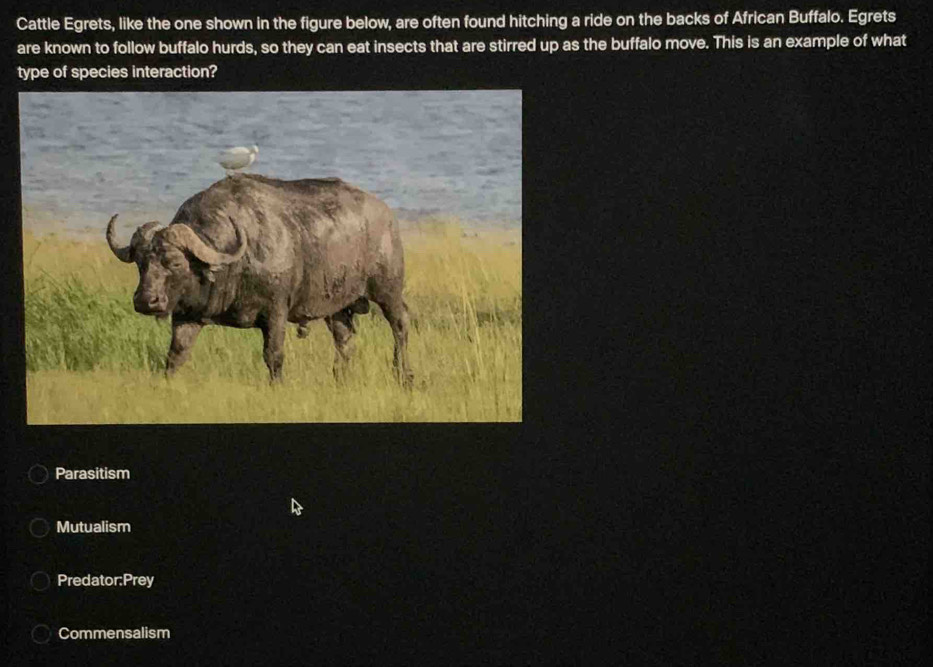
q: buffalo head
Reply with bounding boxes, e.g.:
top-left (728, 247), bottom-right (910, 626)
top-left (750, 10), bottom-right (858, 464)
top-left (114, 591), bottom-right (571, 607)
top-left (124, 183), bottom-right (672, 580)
top-left (106, 214), bottom-right (246, 316)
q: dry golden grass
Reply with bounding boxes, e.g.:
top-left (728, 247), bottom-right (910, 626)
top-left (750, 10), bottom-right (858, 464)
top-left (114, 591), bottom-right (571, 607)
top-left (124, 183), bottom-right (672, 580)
top-left (23, 218), bottom-right (521, 424)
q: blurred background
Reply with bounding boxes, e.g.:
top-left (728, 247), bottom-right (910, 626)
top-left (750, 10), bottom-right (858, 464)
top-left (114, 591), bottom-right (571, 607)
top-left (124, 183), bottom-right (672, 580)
top-left (19, 90), bottom-right (522, 236)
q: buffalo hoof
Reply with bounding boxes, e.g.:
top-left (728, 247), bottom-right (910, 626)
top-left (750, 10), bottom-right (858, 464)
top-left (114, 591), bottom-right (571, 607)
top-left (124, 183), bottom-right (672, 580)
top-left (296, 322), bottom-right (311, 338)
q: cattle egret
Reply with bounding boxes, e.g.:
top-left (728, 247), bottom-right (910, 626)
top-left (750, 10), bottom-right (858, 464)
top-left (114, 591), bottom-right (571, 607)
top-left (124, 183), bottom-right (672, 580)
top-left (218, 144), bottom-right (259, 175)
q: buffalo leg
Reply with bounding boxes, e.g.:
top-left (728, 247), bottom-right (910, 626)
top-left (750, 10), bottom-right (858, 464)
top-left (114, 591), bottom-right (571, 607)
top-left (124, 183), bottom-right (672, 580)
top-left (166, 320), bottom-right (202, 376)
top-left (324, 309), bottom-right (356, 382)
top-left (260, 308), bottom-right (287, 382)
top-left (376, 298), bottom-right (413, 387)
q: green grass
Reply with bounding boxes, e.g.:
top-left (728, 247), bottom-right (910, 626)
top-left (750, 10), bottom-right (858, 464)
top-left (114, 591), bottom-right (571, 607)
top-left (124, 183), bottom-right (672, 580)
top-left (23, 219), bottom-right (521, 423)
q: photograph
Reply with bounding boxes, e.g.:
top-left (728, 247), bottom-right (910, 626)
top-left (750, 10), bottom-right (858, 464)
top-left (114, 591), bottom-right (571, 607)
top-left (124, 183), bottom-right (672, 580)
top-left (20, 91), bottom-right (522, 423)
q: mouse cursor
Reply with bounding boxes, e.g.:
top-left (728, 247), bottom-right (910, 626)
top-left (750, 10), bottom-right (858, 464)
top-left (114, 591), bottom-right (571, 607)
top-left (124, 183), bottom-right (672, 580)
top-left (290, 498), bottom-right (304, 516)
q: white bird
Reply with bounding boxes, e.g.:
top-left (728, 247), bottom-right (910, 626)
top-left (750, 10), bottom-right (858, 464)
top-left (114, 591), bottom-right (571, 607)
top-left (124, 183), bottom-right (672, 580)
top-left (217, 144), bottom-right (259, 175)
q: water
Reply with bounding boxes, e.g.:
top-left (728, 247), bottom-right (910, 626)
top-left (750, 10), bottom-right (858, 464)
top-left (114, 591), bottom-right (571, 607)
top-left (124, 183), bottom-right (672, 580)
top-left (19, 91), bottom-right (521, 235)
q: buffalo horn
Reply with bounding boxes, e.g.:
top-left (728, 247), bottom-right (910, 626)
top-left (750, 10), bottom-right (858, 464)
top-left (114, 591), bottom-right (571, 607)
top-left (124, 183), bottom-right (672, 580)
top-left (164, 220), bottom-right (247, 266)
top-left (105, 214), bottom-right (134, 263)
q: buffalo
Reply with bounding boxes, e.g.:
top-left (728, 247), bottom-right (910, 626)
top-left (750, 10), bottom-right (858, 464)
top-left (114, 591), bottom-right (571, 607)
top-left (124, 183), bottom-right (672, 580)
top-left (106, 174), bottom-right (412, 384)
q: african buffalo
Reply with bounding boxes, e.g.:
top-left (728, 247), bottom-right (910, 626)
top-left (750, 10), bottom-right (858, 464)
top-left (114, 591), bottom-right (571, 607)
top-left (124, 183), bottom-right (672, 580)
top-left (106, 174), bottom-right (412, 384)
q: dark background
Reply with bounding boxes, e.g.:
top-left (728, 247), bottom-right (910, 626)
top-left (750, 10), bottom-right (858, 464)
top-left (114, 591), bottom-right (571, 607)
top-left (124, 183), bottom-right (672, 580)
top-left (3, 1), bottom-right (929, 664)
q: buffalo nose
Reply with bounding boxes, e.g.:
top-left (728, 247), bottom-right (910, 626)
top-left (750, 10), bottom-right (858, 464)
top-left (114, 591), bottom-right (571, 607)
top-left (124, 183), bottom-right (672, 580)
top-left (134, 292), bottom-right (167, 313)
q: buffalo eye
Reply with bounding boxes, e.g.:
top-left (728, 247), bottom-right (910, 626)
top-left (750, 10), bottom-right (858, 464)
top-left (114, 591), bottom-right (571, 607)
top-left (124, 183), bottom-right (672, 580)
top-left (164, 256), bottom-right (187, 272)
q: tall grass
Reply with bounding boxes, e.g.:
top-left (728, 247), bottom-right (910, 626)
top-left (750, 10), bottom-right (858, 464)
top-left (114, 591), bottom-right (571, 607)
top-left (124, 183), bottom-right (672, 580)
top-left (23, 219), bottom-right (521, 423)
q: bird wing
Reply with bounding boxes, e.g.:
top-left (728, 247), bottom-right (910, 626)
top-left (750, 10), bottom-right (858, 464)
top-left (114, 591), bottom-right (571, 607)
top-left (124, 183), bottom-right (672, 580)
top-left (217, 146), bottom-right (258, 169)
top-left (219, 146), bottom-right (249, 159)
top-left (217, 147), bottom-right (251, 169)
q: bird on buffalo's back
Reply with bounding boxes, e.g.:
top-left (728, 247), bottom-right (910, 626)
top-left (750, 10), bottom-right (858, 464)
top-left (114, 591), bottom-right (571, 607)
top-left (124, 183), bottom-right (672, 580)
top-left (217, 144), bottom-right (258, 175)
